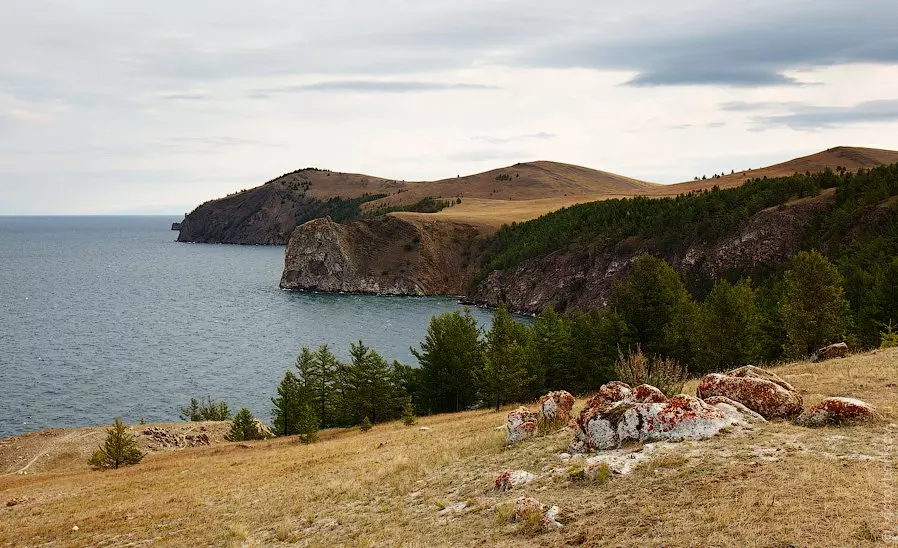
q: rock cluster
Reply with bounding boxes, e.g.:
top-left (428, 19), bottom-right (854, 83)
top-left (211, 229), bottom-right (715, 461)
top-left (696, 365), bottom-right (803, 419)
top-left (795, 397), bottom-right (879, 427)
top-left (495, 470), bottom-right (536, 492)
top-left (142, 427), bottom-right (211, 449)
top-left (570, 383), bottom-right (740, 453)
top-left (538, 390), bottom-right (575, 428)
top-left (513, 496), bottom-right (562, 530)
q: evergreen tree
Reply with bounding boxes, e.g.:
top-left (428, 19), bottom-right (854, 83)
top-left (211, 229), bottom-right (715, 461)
top-left (227, 408), bottom-right (264, 441)
top-left (567, 310), bottom-right (623, 393)
top-left (359, 416), bottom-right (373, 432)
top-left (88, 418), bottom-right (145, 470)
top-left (295, 345), bottom-right (339, 428)
top-left (695, 278), bottom-right (763, 372)
top-left (781, 250), bottom-right (851, 358)
top-left (610, 255), bottom-right (698, 366)
top-left (345, 341), bottom-right (400, 424)
top-left (271, 371), bottom-right (316, 436)
top-left (401, 396), bottom-right (417, 426)
top-left (530, 306), bottom-right (571, 395)
top-left (479, 304), bottom-right (531, 411)
top-left (179, 396), bottom-right (231, 422)
top-left (411, 310), bottom-right (483, 413)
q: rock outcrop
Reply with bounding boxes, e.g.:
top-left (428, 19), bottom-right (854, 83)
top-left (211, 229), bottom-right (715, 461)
top-left (811, 342), bottom-right (849, 362)
top-left (696, 365), bottom-right (803, 419)
top-left (570, 383), bottom-right (739, 452)
top-left (506, 407), bottom-right (539, 445)
top-left (795, 397), bottom-right (878, 427)
top-left (141, 427), bottom-right (211, 449)
top-left (538, 390), bottom-right (575, 429)
top-left (513, 496), bottom-right (563, 530)
top-left (280, 216), bottom-right (480, 295)
top-left (495, 470), bottom-right (536, 492)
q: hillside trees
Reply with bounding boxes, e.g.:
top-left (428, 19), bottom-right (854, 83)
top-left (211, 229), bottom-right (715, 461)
top-left (88, 418), bottom-right (145, 470)
top-left (781, 251), bottom-right (851, 358)
top-left (411, 310), bottom-right (483, 413)
top-left (479, 304), bottom-right (533, 410)
top-left (344, 341), bottom-right (403, 424)
top-left (694, 278), bottom-right (763, 372)
top-left (271, 371), bottom-right (318, 437)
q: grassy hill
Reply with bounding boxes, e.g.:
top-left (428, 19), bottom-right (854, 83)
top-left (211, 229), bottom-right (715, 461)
top-left (1, 350), bottom-right (895, 546)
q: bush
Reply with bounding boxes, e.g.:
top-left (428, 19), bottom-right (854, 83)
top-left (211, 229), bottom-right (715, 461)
top-left (179, 396), bottom-right (231, 422)
top-left (613, 346), bottom-right (688, 396)
top-left (880, 321), bottom-right (898, 349)
top-left (360, 416), bottom-right (373, 432)
top-left (88, 418), bottom-right (145, 470)
top-left (226, 408), bottom-right (265, 442)
top-left (401, 398), bottom-right (417, 426)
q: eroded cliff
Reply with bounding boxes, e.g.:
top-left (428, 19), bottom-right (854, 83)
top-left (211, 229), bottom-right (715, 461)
top-left (280, 215), bottom-right (481, 295)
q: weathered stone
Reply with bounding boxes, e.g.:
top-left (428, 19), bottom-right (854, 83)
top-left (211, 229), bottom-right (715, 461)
top-left (696, 366), bottom-right (803, 419)
top-left (702, 395), bottom-right (767, 423)
top-left (513, 496), bottom-right (562, 530)
top-left (506, 407), bottom-right (539, 445)
top-left (571, 393), bottom-right (734, 452)
top-left (253, 419), bottom-right (274, 439)
top-left (538, 390), bottom-right (575, 429)
top-left (6, 497), bottom-right (34, 507)
top-left (795, 397), bottom-right (878, 427)
top-left (632, 384), bottom-right (668, 403)
top-left (810, 342), bottom-right (849, 362)
top-left (495, 470), bottom-right (536, 491)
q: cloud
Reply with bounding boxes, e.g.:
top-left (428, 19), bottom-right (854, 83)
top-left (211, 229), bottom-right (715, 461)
top-left (745, 99), bottom-right (898, 130)
top-left (474, 132), bottom-right (556, 144)
top-left (447, 149), bottom-right (529, 163)
top-left (158, 92), bottom-right (209, 101)
top-left (250, 80), bottom-right (498, 96)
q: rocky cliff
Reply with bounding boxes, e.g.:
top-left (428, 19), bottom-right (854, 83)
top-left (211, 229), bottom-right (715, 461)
top-left (280, 215), bottom-right (481, 295)
top-left (469, 196), bottom-right (834, 313)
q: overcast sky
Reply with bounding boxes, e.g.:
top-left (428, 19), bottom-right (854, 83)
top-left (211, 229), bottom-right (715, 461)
top-left (2, 0), bottom-right (897, 214)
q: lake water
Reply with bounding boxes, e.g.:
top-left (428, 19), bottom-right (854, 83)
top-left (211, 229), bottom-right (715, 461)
top-left (0, 216), bottom-right (495, 439)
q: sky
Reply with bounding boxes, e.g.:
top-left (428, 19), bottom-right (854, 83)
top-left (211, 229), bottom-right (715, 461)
top-left (1, 0), bottom-right (897, 215)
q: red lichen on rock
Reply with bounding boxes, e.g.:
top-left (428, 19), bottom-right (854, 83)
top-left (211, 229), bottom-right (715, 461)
top-left (795, 397), bottom-right (878, 427)
top-left (697, 366), bottom-right (802, 419)
top-left (632, 384), bottom-right (668, 403)
top-left (506, 406), bottom-right (539, 445)
top-left (538, 390), bottom-right (575, 428)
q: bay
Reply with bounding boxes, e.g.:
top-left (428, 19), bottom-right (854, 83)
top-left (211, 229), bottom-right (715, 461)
top-left (0, 216), bottom-right (495, 438)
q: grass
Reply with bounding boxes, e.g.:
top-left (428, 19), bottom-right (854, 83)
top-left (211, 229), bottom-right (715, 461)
top-left (1, 349), bottom-right (896, 546)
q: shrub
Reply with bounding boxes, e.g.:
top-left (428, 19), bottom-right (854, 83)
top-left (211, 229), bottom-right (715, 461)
top-left (880, 321), bottom-right (898, 349)
top-left (613, 346), bottom-right (688, 396)
top-left (88, 418), bottom-right (145, 470)
top-left (226, 408), bottom-right (265, 442)
top-left (179, 396), bottom-right (231, 422)
top-left (360, 416), bottom-right (373, 432)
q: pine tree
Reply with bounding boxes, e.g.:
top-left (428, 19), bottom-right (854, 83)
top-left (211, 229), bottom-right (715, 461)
top-left (480, 304), bottom-right (531, 411)
top-left (271, 371), bottom-right (317, 436)
top-left (610, 255), bottom-right (698, 366)
top-left (401, 397), bottom-right (417, 426)
top-left (695, 278), bottom-right (763, 372)
top-left (781, 250), bottom-right (851, 358)
top-left (295, 345), bottom-right (339, 428)
top-left (179, 396), bottom-right (231, 421)
top-left (227, 408), bottom-right (264, 441)
top-left (359, 416), bottom-right (373, 432)
top-left (530, 306), bottom-right (571, 394)
top-left (344, 341), bottom-right (399, 424)
top-left (88, 418), bottom-right (145, 470)
top-left (411, 310), bottom-right (483, 413)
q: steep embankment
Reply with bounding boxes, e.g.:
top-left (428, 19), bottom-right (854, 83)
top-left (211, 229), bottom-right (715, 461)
top-left (279, 215), bottom-right (480, 295)
top-left (2, 351), bottom-right (896, 546)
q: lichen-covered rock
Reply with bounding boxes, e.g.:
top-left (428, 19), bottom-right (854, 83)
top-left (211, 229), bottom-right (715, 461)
top-left (506, 407), bottom-right (539, 444)
top-left (513, 496), bottom-right (562, 530)
top-left (795, 397), bottom-right (878, 427)
top-left (632, 384), bottom-right (668, 403)
top-left (696, 365), bottom-right (803, 419)
top-left (702, 396), bottom-right (767, 423)
top-left (495, 470), bottom-right (536, 491)
top-left (810, 342), bottom-right (849, 362)
top-left (538, 390), bottom-right (575, 429)
top-left (571, 394), bottom-right (734, 452)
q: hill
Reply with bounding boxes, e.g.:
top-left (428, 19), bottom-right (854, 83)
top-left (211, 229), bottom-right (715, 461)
top-left (176, 161), bottom-right (655, 244)
top-left (1, 350), bottom-right (895, 545)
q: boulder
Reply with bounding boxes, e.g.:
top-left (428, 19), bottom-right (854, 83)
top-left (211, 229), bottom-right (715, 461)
top-left (538, 390), bottom-right (575, 428)
top-left (506, 407), bottom-right (539, 444)
top-left (702, 396), bottom-right (767, 423)
top-left (571, 393), bottom-right (734, 452)
top-left (696, 365), bottom-right (803, 419)
top-left (810, 342), bottom-right (849, 362)
top-left (632, 384), bottom-right (668, 403)
top-left (795, 397), bottom-right (878, 427)
top-left (513, 496), bottom-right (562, 530)
top-left (253, 419), bottom-right (275, 439)
top-left (495, 470), bottom-right (536, 492)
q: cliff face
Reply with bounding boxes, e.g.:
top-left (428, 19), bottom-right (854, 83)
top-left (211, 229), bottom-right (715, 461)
top-left (469, 198), bottom-right (833, 313)
top-left (280, 215), bottom-right (481, 295)
top-left (177, 184), bottom-right (328, 244)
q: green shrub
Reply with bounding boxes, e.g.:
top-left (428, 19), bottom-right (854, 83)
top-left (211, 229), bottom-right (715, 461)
top-left (179, 396), bottom-right (231, 422)
top-left (880, 321), bottom-right (898, 349)
top-left (88, 418), bottom-right (145, 470)
top-left (613, 346), bottom-right (688, 396)
top-left (360, 416), bottom-right (373, 432)
top-left (401, 398), bottom-right (417, 426)
top-left (226, 408), bottom-right (265, 442)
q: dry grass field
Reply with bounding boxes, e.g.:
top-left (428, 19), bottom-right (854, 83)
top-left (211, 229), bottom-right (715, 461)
top-left (2, 350), bottom-right (896, 547)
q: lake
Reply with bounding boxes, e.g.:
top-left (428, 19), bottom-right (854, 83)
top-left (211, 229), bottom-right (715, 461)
top-left (0, 216), bottom-right (496, 438)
